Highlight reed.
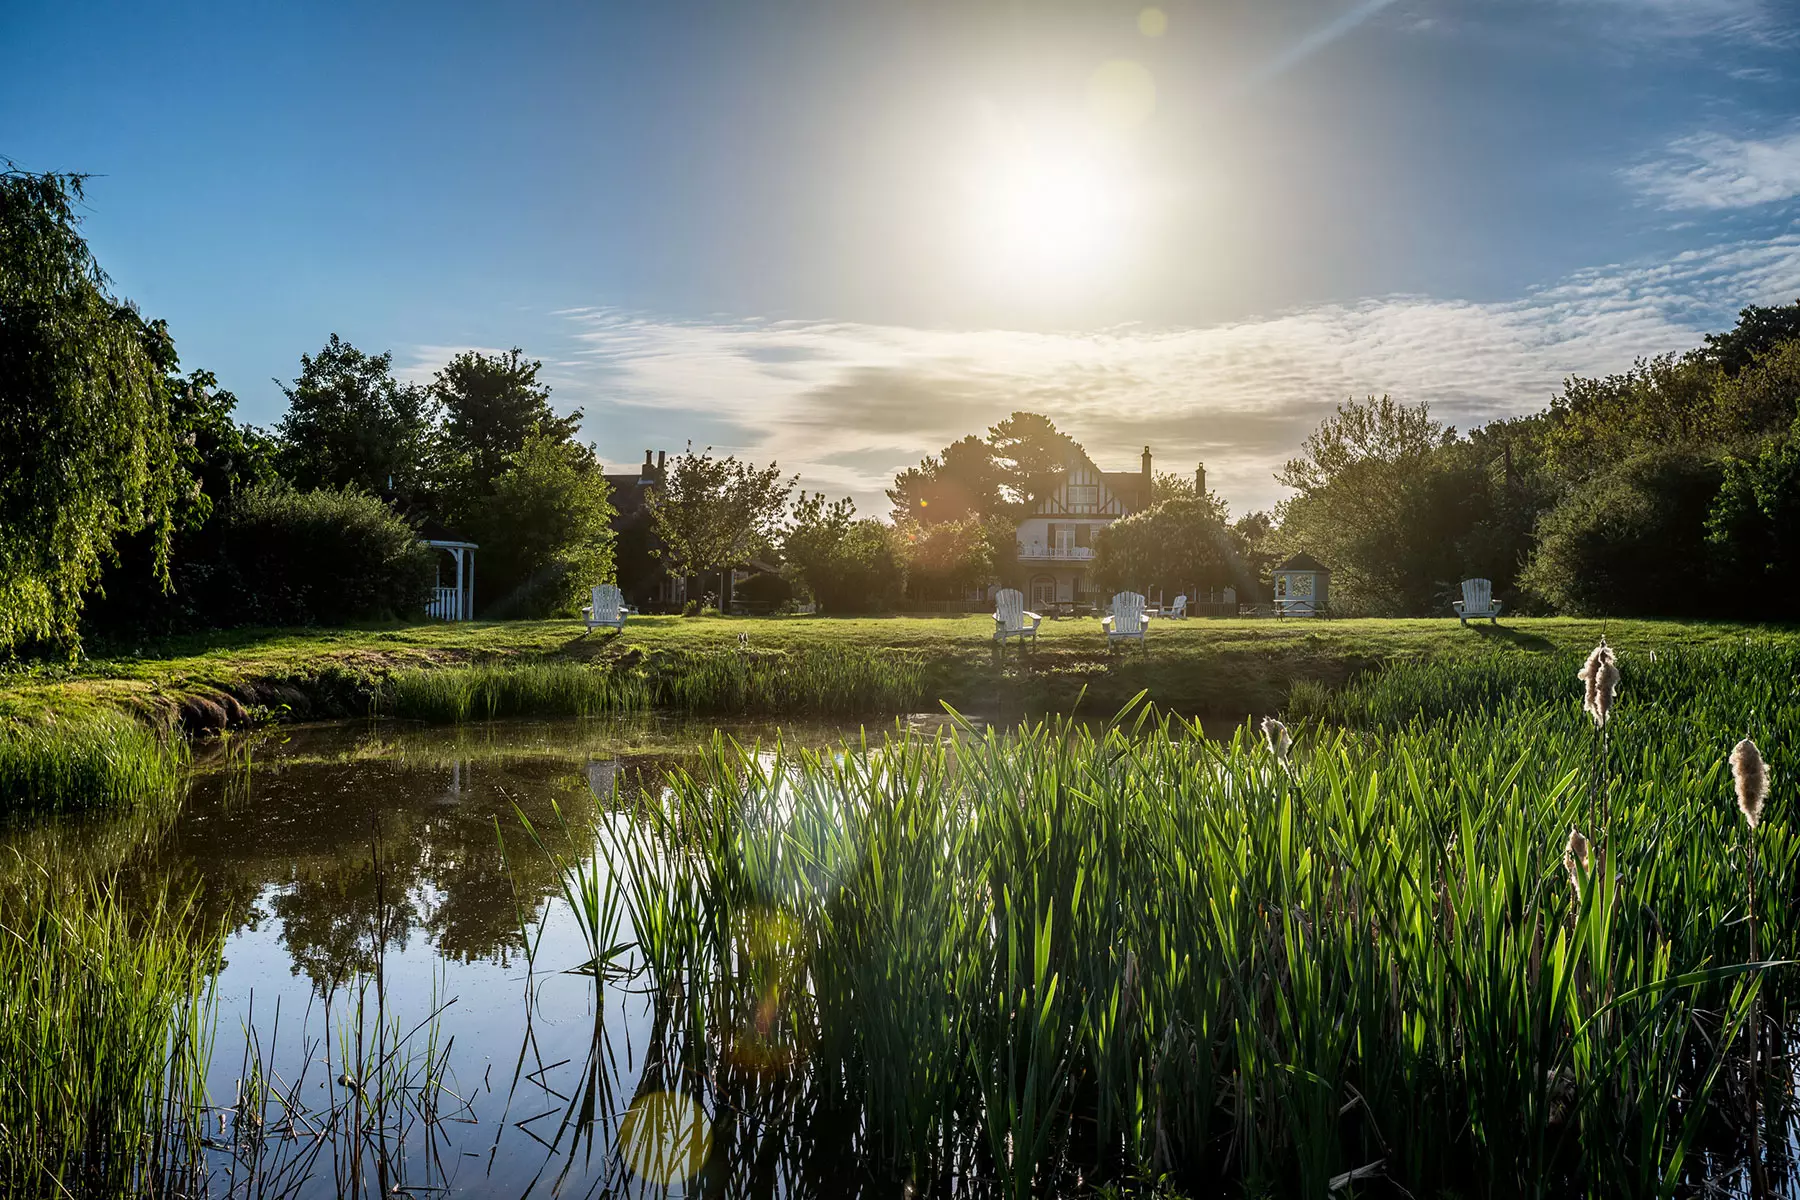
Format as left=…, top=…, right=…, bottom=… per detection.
left=0, top=873, right=218, bottom=1196
left=548, top=647, right=1795, bottom=1196
left=376, top=645, right=926, bottom=723
left=0, top=709, right=185, bottom=819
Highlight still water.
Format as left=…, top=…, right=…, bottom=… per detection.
left=27, top=715, right=978, bottom=1199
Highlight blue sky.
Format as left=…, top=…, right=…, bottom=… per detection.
left=5, top=0, right=1798, bottom=512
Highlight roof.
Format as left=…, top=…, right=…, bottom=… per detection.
left=1099, top=471, right=1151, bottom=513
left=604, top=472, right=658, bottom=518
left=1276, top=552, right=1330, bottom=573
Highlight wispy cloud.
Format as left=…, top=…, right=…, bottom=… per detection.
left=1627, top=127, right=1800, bottom=209
left=404, top=237, right=1800, bottom=518
left=1571, top=0, right=1789, bottom=44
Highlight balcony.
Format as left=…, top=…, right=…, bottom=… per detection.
left=1017, top=544, right=1095, bottom=561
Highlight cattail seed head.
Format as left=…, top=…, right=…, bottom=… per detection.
left=1261, top=717, right=1291, bottom=762
left=1577, top=638, right=1620, bottom=727
left=1563, top=826, right=1592, bottom=900
left=1731, top=737, right=1768, bottom=829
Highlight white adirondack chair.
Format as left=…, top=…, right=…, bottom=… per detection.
left=1453, top=578, right=1502, bottom=625
left=583, top=584, right=628, bottom=632
left=993, top=588, right=1042, bottom=646
left=1168, top=594, right=1189, bottom=619
left=1103, top=592, right=1150, bottom=645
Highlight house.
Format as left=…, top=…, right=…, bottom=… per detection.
left=606, top=450, right=686, bottom=611
left=1014, top=446, right=1163, bottom=610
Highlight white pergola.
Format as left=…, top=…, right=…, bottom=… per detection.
left=424, top=539, right=477, bottom=621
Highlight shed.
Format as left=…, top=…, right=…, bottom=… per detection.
left=1272, top=552, right=1329, bottom=617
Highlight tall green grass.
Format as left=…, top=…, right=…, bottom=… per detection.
left=0, top=874, right=218, bottom=1196
left=556, top=642, right=1794, bottom=1196
left=0, top=710, right=185, bottom=819
left=377, top=645, right=927, bottom=722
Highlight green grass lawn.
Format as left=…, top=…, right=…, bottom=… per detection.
left=3, top=613, right=1791, bottom=728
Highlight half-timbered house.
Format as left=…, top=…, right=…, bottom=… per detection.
left=1014, top=446, right=1156, bottom=610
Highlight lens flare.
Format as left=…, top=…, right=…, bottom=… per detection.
left=1087, top=59, right=1155, bottom=130
left=1138, top=7, right=1167, bottom=37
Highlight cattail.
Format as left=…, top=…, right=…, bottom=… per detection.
left=1261, top=716, right=1291, bottom=762
left=1563, top=826, right=1592, bottom=899
left=1732, top=737, right=1768, bottom=829
left=1577, top=638, right=1620, bottom=727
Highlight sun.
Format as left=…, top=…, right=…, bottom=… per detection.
left=964, top=129, right=1141, bottom=288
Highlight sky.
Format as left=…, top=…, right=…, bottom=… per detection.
left=4, top=0, right=1799, bottom=515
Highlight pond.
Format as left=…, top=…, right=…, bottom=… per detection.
left=15, top=714, right=987, bottom=1199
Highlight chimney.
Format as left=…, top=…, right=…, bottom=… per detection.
left=1195, top=462, right=1206, bottom=497
left=657, top=449, right=666, bottom=473
left=640, top=449, right=655, bottom=485
left=1141, top=446, right=1153, bottom=498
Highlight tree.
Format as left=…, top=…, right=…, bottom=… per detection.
left=1700, top=300, right=1800, bottom=377
left=986, top=411, right=1081, bottom=509
left=276, top=335, right=439, bottom=504
left=647, top=446, right=793, bottom=606
left=888, top=435, right=1007, bottom=523
left=899, top=515, right=995, bottom=600
left=466, top=431, right=617, bottom=617
left=1706, top=420, right=1800, bottom=617
left=0, top=169, right=186, bottom=653
left=781, top=493, right=906, bottom=613
left=433, top=349, right=581, bottom=498
left=1090, top=498, right=1236, bottom=598
left=1519, top=448, right=1726, bottom=617
left=1273, top=396, right=1481, bottom=615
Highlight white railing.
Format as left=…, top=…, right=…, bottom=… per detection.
left=427, top=587, right=461, bottom=620
left=1016, top=545, right=1095, bottom=560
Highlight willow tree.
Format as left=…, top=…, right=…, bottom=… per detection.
left=0, top=169, right=181, bottom=653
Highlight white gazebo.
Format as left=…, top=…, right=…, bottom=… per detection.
left=423, top=538, right=477, bottom=621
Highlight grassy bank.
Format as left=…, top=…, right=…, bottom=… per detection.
left=559, top=638, right=1796, bottom=1195
left=1, top=614, right=1791, bottom=816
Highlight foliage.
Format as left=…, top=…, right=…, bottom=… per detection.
left=202, top=485, right=435, bottom=626
left=1700, top=298, right=1800, bottom=376
left=465, top=431, right=616, bottom=618
left=1274, top=397, right=1489, bottom=614
left=899, top=515, right=995, bottom=599
left=275, top=334, right=439, bottom=505
left=1520, top=448, right=1726, bottom=617
left=890, top=412, right=1085, bottom=522
left=782, top=493, right=907, bottom=613
left=1706, top=419, right=1800, bottom=617
left=888, top=434, right=1008, bottom=523
left=648, top=446, right=793, bottom=599
left=732, top=568, right=794, bottom=609
left=1090, top=497, right=1235, bottom=598
left=0, top=170, right=185, bottom=654
left=433, top=348, right=581, bottom=497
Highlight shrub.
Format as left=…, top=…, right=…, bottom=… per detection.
left=206, top=486, right=434, bottom=625
left=1519, top=448, right=1726, bottom=616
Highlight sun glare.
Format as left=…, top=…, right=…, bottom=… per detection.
left=964, top=129, right=1142, bottom=289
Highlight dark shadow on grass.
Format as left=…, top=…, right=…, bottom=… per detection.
left=1467, top=623, right=1555, bottom=653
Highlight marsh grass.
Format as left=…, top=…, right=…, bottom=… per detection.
left=549, top=645, right=1797, bottom=1196
left=376, top=645, right=926, bottom=723
left=0, top=872, right=218, bottom=1197
left=0, top=709, right=184, bottom=818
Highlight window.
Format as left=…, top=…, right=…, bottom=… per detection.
left=1066, top=484, right=1098, bottom=507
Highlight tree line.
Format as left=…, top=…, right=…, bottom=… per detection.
left=1268, top=302, right=1800, bottom=616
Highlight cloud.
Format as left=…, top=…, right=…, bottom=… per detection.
left=421, top=236, right=1800, bottom=518
left=1569, top=0, right=1790, bottom=44
left=1627, top=128, right=1800, bottom=209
